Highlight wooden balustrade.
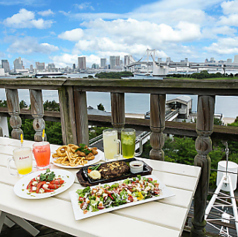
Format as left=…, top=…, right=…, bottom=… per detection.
left=0, top=78, right=238, bottom=237
left=30, top=89, right=46, bottom=141
left=5, top=89, right=23, bottom=139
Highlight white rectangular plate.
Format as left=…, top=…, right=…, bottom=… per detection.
left=69, top=174, right=175, bottom=220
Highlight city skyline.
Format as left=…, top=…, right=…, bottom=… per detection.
left=1, top=0, right=238, bottom=68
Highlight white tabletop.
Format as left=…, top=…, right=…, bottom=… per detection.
left=0, top=137, right=201, bottom=237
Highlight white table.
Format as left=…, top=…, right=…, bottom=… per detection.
left=0, top=137, right=201, bottom=237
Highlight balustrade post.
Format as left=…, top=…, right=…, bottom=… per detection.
left=30, top=90, right=46, bottom=142
left=149, top=94, right=165, bottom=160
left=74, top=90, right=89, bottom=145
left=110, top=92, right=125, bottom=138
left=5, top=89, right=23, bottom=139
left=0, top=117, right=2, bottom=137
left=58, top=86, right=77, bottom=145
left=191, top=95, right=215, bottom=237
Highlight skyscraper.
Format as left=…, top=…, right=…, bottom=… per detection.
left=13, top=57, right=23, bottom=71
left=234, top=55, right=238, bottom=63
left=100, top=58, right=106, bottom=68
left=1, top=60, right=10, bottom=73
left=47, top=63, right=55, bottom=71
left=110, top=56, right=120, bottom=69
left=35, top=62, right=45, bottom=71
left=30, top=65, right=34, bottom=72
left=78, top=57, right=86, bottom=70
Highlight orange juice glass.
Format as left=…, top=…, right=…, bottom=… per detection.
left=33, top=141, right=51, bottom=169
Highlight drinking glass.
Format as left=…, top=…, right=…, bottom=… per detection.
left=8, top=147, right=33, bottom=176
left=103, top=129, right=121, bottom=160
left=121, top=128, right=143, bottom=159
left=33, top=141, right=51, bottom=169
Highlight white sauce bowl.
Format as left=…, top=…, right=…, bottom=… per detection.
left=129, top=161, right=143, bottom=174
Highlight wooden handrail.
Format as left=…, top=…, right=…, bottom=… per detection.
left=0, top=78, right=238, bottom=95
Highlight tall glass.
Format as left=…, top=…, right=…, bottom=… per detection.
left=103, top=129, right=120, bottom=160
left=8, top=147, right=33, bottom=176
left=121, top=128, right=142, bottom=159
left=33, top=141, right=51, bottom=169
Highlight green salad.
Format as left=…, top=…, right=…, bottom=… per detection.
left=76, top=175, right=160, bottom=214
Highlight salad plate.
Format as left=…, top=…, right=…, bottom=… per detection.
left=69, top=174, right=174, bottom=220
left=52, top=149, right=104, bottom=169
left=14, top=169, right=75, bottom=199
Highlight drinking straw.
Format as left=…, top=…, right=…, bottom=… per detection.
left=42, top=129, right=45, bottom=142
left=20, top=133, right=23, bottom=147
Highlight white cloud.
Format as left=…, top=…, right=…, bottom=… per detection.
left=7, top=37, right=59, bottom=54
left=221, top=0, right=238, bottom=14
left=58, top=28, right=84, bottom=41
left=75, top=2, right=94, bottom=11
left=202, top=25, right=236, bottom=38
left=38, top=9, right=54, bottom=16
left=81, top=19, right=201, bottom=45
left=3, top=8, right=53, bottom=29
left=205, top=37, right=238, bottom=54
left=57, top=18, right=200, bottom=62
left=219, top=14, right=238, bottom=26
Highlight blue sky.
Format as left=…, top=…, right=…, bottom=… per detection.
left=1, top=0, right=238, bottom=68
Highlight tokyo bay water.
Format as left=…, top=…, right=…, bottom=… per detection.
left=0, top=73, right=237, bottom=118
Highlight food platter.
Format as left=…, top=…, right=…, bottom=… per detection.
left=14, top=169, right=75, bottom=199
left=52, top=149, right=104, bottom=169
left=77, top=158, right=153, bottom=186
left=69, top=174, right=174, bottom=220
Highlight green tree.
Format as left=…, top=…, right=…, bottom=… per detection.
left=19, top=100, right=28, bottom=109
left=0, top=100, right=7, bottom=107
left=97, top=103, right=105, bottom=111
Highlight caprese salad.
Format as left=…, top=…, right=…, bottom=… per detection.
left=27, top=169, right=65, bottom=194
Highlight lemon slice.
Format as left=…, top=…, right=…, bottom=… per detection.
left=89, top=170, right=101, bottom=180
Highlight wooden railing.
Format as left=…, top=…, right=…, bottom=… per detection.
left=1, top=77, right=238, bottom=236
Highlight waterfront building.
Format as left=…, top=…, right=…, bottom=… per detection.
left=100, top=58, right=106, bottom=68
left=110, top=56, right=120, bottom=69
left=210, top=57, right=215, bottom=63
left=1, top=60, right=10, bottom=73
left=35, top=62, right=45, bottom=71
left=13, top=57, right=23, bottom=71
left=166, top=57, right=171, bottom=63
left=124, top=55, right=133, bottom=66
left=30, top=65, right=34, bottom=73
left=78, top=57, right=86, bottom=70
left=158, top=58, right=162, bottom=62
left=227, top=58, right=232, bottom=63
left=92, top=63, right=99, bottom=69
left=47, top=63, right=56, bottom=72
left=72, top=64, right=76, bottom=70
left=234, top=55, right=238, bottom=63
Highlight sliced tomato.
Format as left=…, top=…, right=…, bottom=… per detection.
left=36, top=181, right=46, bottom=193
left=44, top=189, right=54, bottom=193
left=128, top=195, right=133, bottom=202
left=148, top=177, right=153, bottom=182
left=50, top=180, right=64, bottom=185
left=48, top=184, right=61, bottom=189
left=98, top=206, right=104, bottom=210
left=27, top=178, right=36, bottom=189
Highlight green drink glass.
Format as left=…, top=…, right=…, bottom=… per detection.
left=121, top=128, right=142, bottom=159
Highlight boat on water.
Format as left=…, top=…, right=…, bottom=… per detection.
left=134, top=73, right=153, bottom=77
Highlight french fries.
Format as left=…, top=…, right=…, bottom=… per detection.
left=52, top=144, right=98, bottom=167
